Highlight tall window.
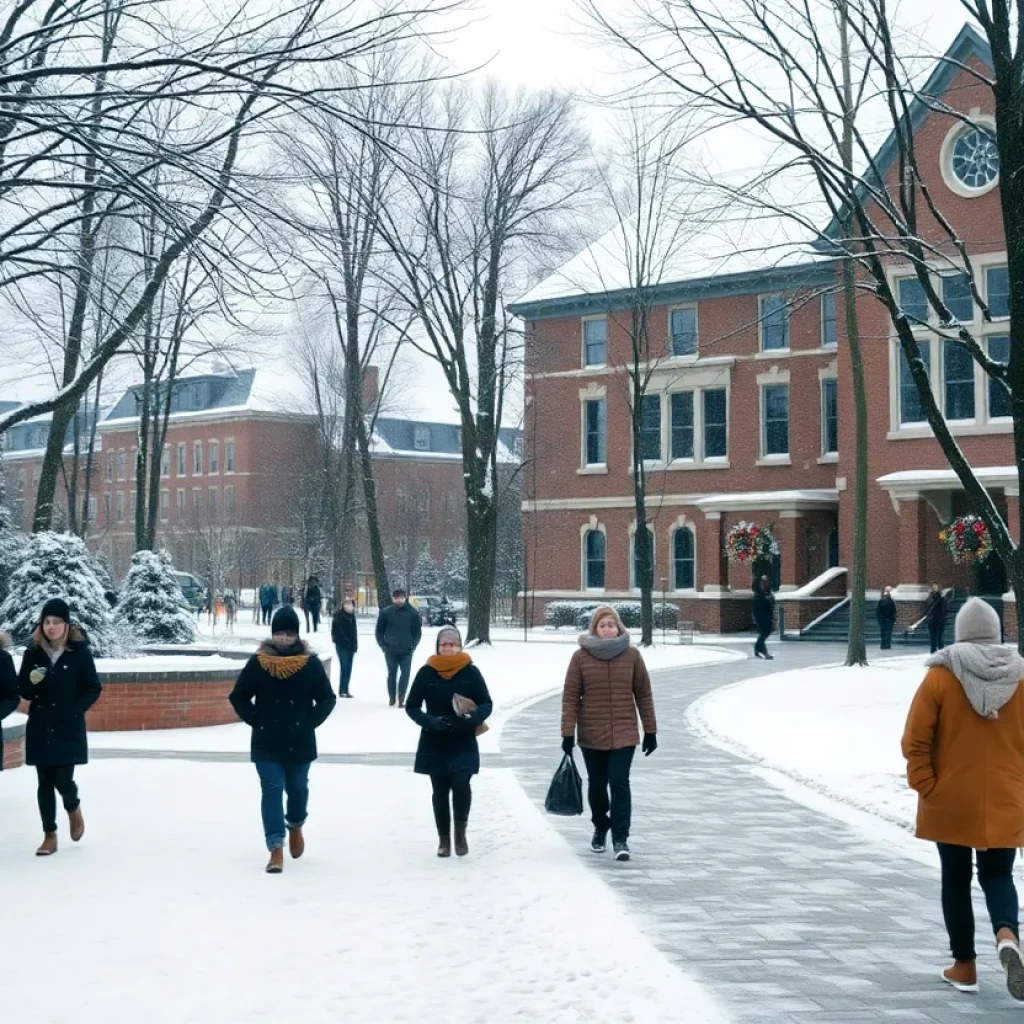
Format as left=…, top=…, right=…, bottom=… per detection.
left=208, top=487, right=218, bottom=519
left=225, top=484, right=235, bottom=517
left=104, top=493, right=111, bottom=521
left=193, top=441, right=202, bottom=475
left=759, top=295, right=789, bottom=350
left=899, top=341, right=931, bottom=424
left=673, top=528, right=695, bottom=590
left=176, top=489, right=185, bottom=518
left=584, top=530, right=605, bottom=589
left=822, top=379, right=838, bottom=454
left=129, top=491, right=136, bottom=517
left=584, top=398, right=606, bottom=465
left=192, top=488, right=201, bottom=514
left=942, top=272, right=973, bottom=322
left=118, top=451, right=126, bottom=480
left=414, top=425, right=430, bottom=450
left=703, top=389, right=727, bottom=459
left=225, top=440, right=236, bottom=473
left=160, top=490, right=169, bottom=521
left=944, top=340, right=975, bottom=419
left=639, top=394, right=661, bottom=461
left=131, top=448, right=138, bottom=480
left=583, top=318, right=607, bottom=366
left=209, top=441, right=219, bottom=474
left=88, top=496, right=97, bottom=523
left=177, top=443, right=186, bottom=476
left=821, top=292, right=837, bottom=347
left=116, top=491, right=125, bottom=522
left=632, top=527, right=655, bottom=590
left=989, top=335, right=1011, bottom=419
left=105, top=454, right=113, bottom=482
left=762, top=385, right=790, bottom=456
left=670, top=391, right=694, bottom=460
left=898, top=277, right=929, bottom=324
left=987, top=265, right=1010, bottom=319
left=160, top=447, right=170, bottom=478
left=670, top=307, right=697, bottom=356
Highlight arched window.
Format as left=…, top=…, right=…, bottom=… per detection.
left=673, top=528, right=695, bottom=590
left=584, top=530, right=605, bottom=589
left=632, top=526, right=656, bottom=589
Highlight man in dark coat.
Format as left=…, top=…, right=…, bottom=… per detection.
left=229, top=605, right=336, bottom=873
left=18, top=598, right=102, bottom=855
left=752, top=575, right=775, bottom=660
left=302, top=576, right=323, bottom=633
left=924, top=583, right=948, bottom=653
left=330, top=597, right=358, bottom=698
left=0, top=632, right=19, bottom=770
left=375, top=588, right=422, bottom=708
left=877, top=586, right=898, bottom=650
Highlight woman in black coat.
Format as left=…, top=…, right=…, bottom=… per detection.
left=752, top=575, right=776, bottom=660
left=405, top=625, right=492, bottom=858
left=0, top=632, right=19, bottom=770
left=229, top=605, right=336, bottom=874
left=330, top=597, right=358, bottom=698
left=877, top=586, right=898, bottom=650
left=17, top=598, right=102, bottom=856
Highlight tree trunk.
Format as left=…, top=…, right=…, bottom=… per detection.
left=78, top=371, right=103, bottom=538
left=464, top=469, right=496, bottom=645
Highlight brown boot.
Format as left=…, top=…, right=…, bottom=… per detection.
left=437, top=832, right=452, bottom=858
left=287, top=826, right=305, bottom=859
left=68, top=806, right=85, bottom=842
left=265, top=847, right=284, bottom=874
left=941, top=960, right=978, bottom=992
left=454, top=821, right=468, bottom=857
left=36, top=832, right=57, bottom=857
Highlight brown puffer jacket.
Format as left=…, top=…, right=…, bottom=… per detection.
left=561, top=646, right=657, bottom=750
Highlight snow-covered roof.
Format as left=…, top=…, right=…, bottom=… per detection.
left=877, top=467, right=1016, bottom=489
left=371, top=418, right=522, bottom=463
left=693, top=489, right=839, bottom=512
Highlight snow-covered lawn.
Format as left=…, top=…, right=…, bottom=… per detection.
left=90, top=628, right=739, bottom=754
left=0, top=758, right=724, bottom=1024
left=688, top=654, right=929, bottom=833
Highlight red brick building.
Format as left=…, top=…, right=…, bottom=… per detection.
left=510, top=26, right=1016, bottom=632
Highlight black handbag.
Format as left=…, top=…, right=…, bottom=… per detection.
left=544, top=753, right=584, bottom=816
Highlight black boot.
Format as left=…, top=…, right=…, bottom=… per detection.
left=454, top=821, right=468, bottom=857
left=437, top=831, right=452, bottom=858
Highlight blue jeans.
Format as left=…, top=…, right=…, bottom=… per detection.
left=384, top=650, right=413, bottom=700
left=336, top=646, right=354, bottom=695
left=254, top=761, right=310, bottom=850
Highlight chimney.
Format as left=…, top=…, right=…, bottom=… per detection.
left=360, top=365, right=379, bottom=413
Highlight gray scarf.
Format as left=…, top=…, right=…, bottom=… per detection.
left=927, top=643, right=1024, bottom=719
left=578, top=632, right=630, bottom=661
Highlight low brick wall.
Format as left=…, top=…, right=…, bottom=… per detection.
left=2, top=715, right=26, bottom=769
left=86, top=672, right=241, bottom=731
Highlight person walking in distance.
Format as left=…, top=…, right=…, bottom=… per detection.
left=0, top=632, right=19, bottom=770
left=925, top=583, right=949, bottom=653
left=405, top=625, right=492, bottom=857
left=303, top=576, right=323, bottom=633
left=752, top=575, right=776, bottom=660
left=375, top=588, right=422, bottom=708
left=561, top=605, right=657, bottom=862
left=902, top=598, right=1024, bottom=1002
left=330, top=597, right=358, bottom=698
left=877, top=586, right=898, bottom=651
left=229, top=605, right=336, bottom=874
left=259, top=582, right=274, bottom=626
left=17, top=599, right=102, bottom=856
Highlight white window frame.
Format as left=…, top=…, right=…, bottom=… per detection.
left=759, top=294, right=790, bottom=352
left=668, top=304, right=699, bottom=358
left=580, top=520, right=607, bottom=592
left=225, top=484, right=235, bottom=517
left=160, top=446, right=170, bottom=479
left=176, top=489, right=185, bottom=518
left=821, top=291, right=837, bottom=347
left=160, top=489, right=169, bottom=521
left=208, top=486, right=218, bottom=519
left=581, top=315, right=608, bottom=368
left=225, top=439, right=236, bottom=474
left=756, top=371, right=791, bottom=464
left=670, top=523, right=697, bottom=592
left=820, top=376, right=838, bottom=458
left=193, top=441, right=203, bottom=476
left=208, top=440, right=220, bottom=475
left=413, top=425, right=430, bottom=451
left=177, top=442, right=186, bottom=476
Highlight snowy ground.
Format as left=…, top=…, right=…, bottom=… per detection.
left=90, top=623, right=740, bottom=754
left=0, top=758, right=725, bottom=1024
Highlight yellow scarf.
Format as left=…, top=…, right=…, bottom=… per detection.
left=427, top=652, right=471, bottom=680
left=256, top=641, right=310, bottom=679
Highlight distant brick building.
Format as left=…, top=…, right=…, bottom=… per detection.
left=510, top=26, right=1017, bottom=633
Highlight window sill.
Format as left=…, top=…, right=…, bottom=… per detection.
left=665, top=459, right=731, bottom=471
left=756, top=455, right=792, bottom=467
left=887, top=421, right=1012, bottom=440
left=755, top=348, right=791, bottom=358
left=577, top=465, right=609, bottom=476
left=817, top=453, right=839, bottom=465
left=582, top=362, right=608, bottom=371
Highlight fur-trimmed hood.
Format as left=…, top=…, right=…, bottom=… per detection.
left=256, top=639, right=314, bottom=680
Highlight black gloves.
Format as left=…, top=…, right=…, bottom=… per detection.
left=426, top=715, right=451, bottom=731
left=561, top=735, right=575, bottom=755
left=642, top=733, right=658, bottom=756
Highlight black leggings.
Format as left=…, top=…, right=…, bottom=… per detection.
left=36, top=765, right=79, bottom=834
left=430, top=772, right=472, bottom=833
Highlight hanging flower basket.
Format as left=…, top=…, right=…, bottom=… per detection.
left=939, top=514, right=992, bottom=564
left=724, top=521, right=775, bottom=565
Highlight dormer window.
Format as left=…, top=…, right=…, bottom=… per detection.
left=414, top=425, right=430, bottom=451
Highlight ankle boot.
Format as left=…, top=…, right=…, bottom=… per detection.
left=437, top=831, right=452, bottom=858
left=36, top=832, right=57, bottom=857
left=287, top=826, right=304, bottom=859
left=68, top=806, right=85, bottom=842
left=266, top=847, right=284, bottom=874
left=454, top=821, right=468, bottom=857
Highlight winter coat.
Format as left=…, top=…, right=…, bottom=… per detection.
left=229, top=641, right=336, bottom=765
left=924, top=592, right=948, bottom=626
left=260, top=584, right=276, bottom=607
left=0, top=633, right=20, bottom=771
left=18, top=629, right=102, bottom=766
left=303, top=585, right=322, bottom=612
left=752, top=587, right=775, bottom=633
left=561, top=646, right=657, bottom=751
left=375, top=602, right=422, bottom=656
left=405, top=662, right=492, bottom=776
left=330, top=610, right=358, bottom=653
left=876, top=595, right=897, bottom=625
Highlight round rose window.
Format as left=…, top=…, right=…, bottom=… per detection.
left=951, top=127, right=1000, bottom=190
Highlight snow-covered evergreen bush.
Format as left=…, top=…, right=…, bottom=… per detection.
left=0, top=531, right=118, bottom=654
left=116, top=549, right=197, bottom=644
left=412, top=550, right=442, bottom=594
left=543, top=600, right=679, bottom=631
left=442, top=544, right=469, bottom=599
left=0, top=467, right=25, bottom=607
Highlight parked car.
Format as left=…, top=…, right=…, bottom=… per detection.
left=173, top=571, right=206, bottom=610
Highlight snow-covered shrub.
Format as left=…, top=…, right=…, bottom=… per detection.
left=0, top=531, right=118, bottom=654
left=611, top=602, right=680, bottom=630
left=0, top=493, right=25, bottom=607
left=543, top=600, right=680, bottom=631
left=116, top=549, right=197, bottom=645
left=544, top=601, right=600, bottom=628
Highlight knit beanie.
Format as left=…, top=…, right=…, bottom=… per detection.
left=271, top=605, right=300, bottom=635
left=436, top=625, right=462, bottom=652
left=38, top=598, right=71, bottom=627
left=954, top=597, right=1001, bottom=645
left=589, top=604, right=626, bottom=636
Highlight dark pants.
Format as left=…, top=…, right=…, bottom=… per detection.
left=36, top=765, right=79, bottom=834
left=937, top=843, right=1020, bottom=961
left=261, top=604, right=272, bottom=625
left=304, top=607, right=320, bottom=633
left=336, top=646, right=354, bottom=695
left=879, top=622, right=893, bottom=650
left=254, top=761, right=310, bottom=851
left=430, top=772, right=473, bottom=833
left=581, top=746, right=635, bottom=843
left=384, top=651, right=413, bottom=700
left=929, top=623, right=946, bottom=653
left=754, top=629, right=771, bottom=657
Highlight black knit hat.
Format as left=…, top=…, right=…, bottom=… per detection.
left=271, top=605, right=300, bottom=635
left=39, top=598, right=71, bottom=627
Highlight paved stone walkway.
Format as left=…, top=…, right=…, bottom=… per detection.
left=502, top=643, right=1024, bottom=1023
